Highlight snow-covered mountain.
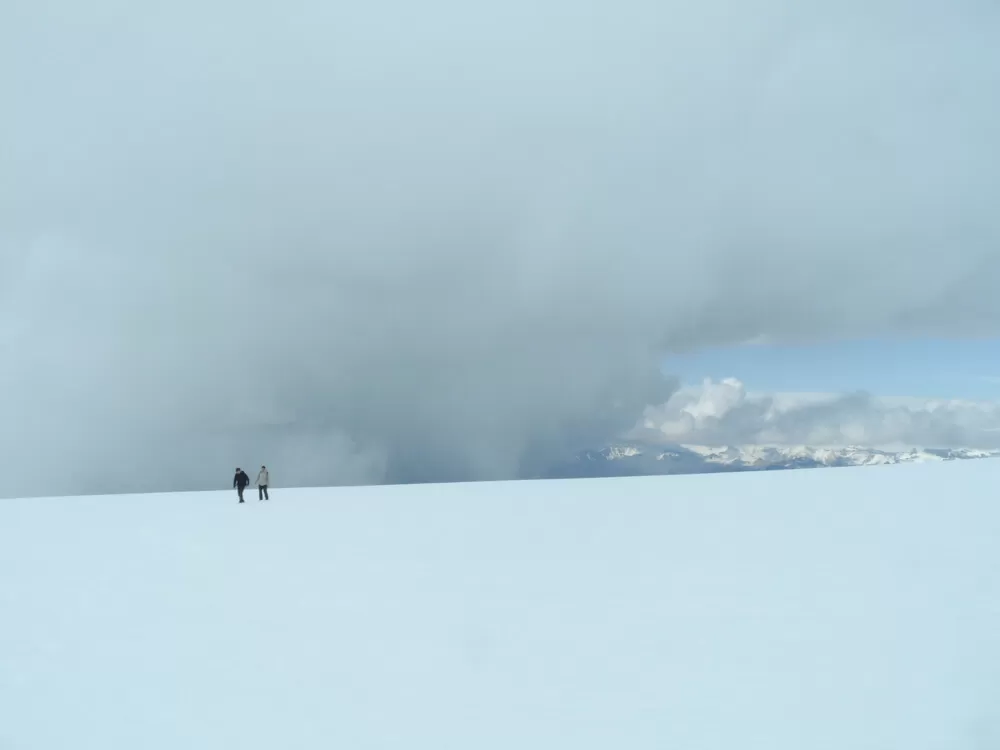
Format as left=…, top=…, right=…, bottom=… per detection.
left=542, top=443, right=1000, bottom=479
left=677, top=444, right=999, bottom=468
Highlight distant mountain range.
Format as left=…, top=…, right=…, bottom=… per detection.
left=540, top=443, right=1000, bottom=480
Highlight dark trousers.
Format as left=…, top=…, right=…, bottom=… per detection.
left=237, top=485, right=246, bottom=502
left=259, top=485, right=269, bottom=500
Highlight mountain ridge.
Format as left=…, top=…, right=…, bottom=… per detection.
left=541, top=443, right=1000, bottom=479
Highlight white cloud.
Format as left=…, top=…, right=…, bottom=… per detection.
left=635, top=378, right=1000, bottom=449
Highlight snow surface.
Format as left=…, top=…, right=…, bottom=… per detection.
left=2, top=461, right=1000, bottom=749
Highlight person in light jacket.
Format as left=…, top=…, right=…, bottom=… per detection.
left=256, top=465, right=270, bottom=501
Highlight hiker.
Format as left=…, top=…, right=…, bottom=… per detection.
left=256, top=465, right=270, bottom=501
left=233, top=467, right=250, bottom=503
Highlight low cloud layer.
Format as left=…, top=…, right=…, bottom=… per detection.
left=2, top=1, right=1000, bottom=496
left=637, top=378, right=1000, bottom=449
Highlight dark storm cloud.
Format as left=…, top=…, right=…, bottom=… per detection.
left=1, top=0, right=999, bottom=496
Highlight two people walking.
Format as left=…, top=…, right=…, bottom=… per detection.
left=233, top=465, right=270, bottom=503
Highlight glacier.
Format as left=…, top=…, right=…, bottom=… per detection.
left=1, top=460, right=999, bottom=749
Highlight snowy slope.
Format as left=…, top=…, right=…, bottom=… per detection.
left=2, top=462, right=1000, bottom=749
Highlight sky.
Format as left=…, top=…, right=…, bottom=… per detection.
left=665, top=337, right=1000, bottom=400
left=2, top=0, right=1000, bottom=496
left=646, top=337, right=1000, bottom=450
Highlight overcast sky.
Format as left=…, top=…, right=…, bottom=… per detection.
left=2, top=0, right=999, bottom=496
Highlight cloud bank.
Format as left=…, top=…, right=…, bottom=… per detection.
left=637, top=378, right=1000, bottom=450
left=1, top=0, right=999, bottom=496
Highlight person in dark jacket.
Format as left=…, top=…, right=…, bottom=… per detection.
left=233, top=467, right=250, bottom=503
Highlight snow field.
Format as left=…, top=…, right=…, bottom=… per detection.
left=1, top=460, right=999, bottom=749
